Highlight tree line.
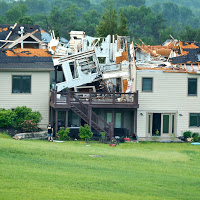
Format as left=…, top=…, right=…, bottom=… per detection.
left=0, top=0, right=200, bottom=44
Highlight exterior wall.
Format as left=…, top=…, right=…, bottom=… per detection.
left=136, top=70, right=200, bottom=138
left=0, top=71, right=50, bottom=129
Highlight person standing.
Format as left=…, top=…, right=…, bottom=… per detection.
left=47, top=123, right=53, bottom=142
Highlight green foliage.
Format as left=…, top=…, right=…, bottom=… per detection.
left=18, top=16, right=34, bottom=24
left=26, top=111, right=42, bottom=124
left=183, top=131, right=192, bottom=139
left=57, top=127, right=70, bottom=140
left=1, top=0, right=200, bottom=44
left=13, top=106, right=32, bottom=128
left=192, top=133, right=199, bottom=142
left=118, top=12, right=128, bottom=36
left=100, top=132, right=105, bottom=138
left=0, top=109, right=15, bottom=128
left=5, top=3, right=28, bottom=24
left=0, top=106, right=42, bottom=130
left=97, top=2, right=118, bottom=37
left=21, top=120, right=38, bottom=132
left=79, top=124, right=93, bottom=140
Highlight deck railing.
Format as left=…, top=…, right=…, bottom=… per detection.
left=50, top=90, right=138, bottom=106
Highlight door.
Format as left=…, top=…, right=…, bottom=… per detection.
left=161, top=114, right=170, bottom=136
left=161, top=114, right=176, bottom=136
left=148, top=113, right=176, bottom=137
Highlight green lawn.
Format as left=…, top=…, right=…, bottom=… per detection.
left=0, top=133, right=200, bottom=200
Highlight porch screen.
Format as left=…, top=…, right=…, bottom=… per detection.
left=12, top=75, right=31, bottom=93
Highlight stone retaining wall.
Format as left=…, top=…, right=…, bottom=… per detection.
left=13, top=131, right=47, bottom=140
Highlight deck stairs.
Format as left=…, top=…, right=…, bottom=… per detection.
left=70, top=93, right=111, bottom=137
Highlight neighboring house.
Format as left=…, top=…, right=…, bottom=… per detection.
left=0, top=24, right=54, bottom=129
left=135, top=41, right=200, bottom=139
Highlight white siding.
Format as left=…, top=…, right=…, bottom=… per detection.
left=136, top=70, right=200, bottom=137
left=0, top=71, right=50, bottom=128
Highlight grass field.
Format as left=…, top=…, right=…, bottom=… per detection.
left=0, top=133, right=200, bottom=200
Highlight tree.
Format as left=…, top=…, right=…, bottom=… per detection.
left=18, top=16, right=34, bottom=25
left=97, top=2, right=118, bottom=37
left=82, top=9, right=101, bottom=36
left=5, top=3, right=28, bottom=24
left=118, top=12, right=128, bottom=36
left=79, top=124, right=93, bottom=141
left=49, top=6, right=62, bottom=38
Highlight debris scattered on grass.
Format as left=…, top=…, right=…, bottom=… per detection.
left=89, top=155, right=103, bottom=158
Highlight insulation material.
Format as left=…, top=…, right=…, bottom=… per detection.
left=123, top=79, right=128, bottom=93
left=116, top=52, right=129, bottom=64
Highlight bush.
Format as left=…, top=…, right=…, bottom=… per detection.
left=0, top=106, right=42, bottom=132
left=13, top=106, right=32, bottom=128
left=57, top=127, right=70, bottom=140
left=21, top=120, right=38, bottom=132
left=100, top=132, right=105, bottom=138
left=79, top=124, right=93, bottom=140
left=0, top=109, right=15, bottom=128
left=192, top=133, right=199, bottom=142
left=183, top=131, right=192, bottom=139
left=26, top=111, right=42, bottom=124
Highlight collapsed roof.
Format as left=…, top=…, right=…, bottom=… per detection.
left=50, top=31, right=135, bottom=93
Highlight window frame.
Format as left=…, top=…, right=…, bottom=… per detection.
left=142, top=77, right=153, bottom=92
left=12, top=75, right=31, bottom=94
left=189, top=113, right=200, bottom=127
left=188, top=78, right=197, bottom=96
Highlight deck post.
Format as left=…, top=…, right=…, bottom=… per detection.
left=55, top=66, right=58, bottom=83
left=112, top=89, right=115, bottom=104
left=50, top=107, right=53, bottom=125
left=66, top=90, right=70, bottom=106
left=89, top=89, right=92, bottom=104
left=88, top=106, right=92, bottom=130
left=111, top=109, right=115, bottom=138
left=55, top=109, right=58, bottom=138
left=65, top=109, right=69, bottom=128
left=54, top=90, right=57, bottom=104
left=134, top=109, right=137, bottom=137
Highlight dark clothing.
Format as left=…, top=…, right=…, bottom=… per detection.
left=47, top=125, right=52, bottom=134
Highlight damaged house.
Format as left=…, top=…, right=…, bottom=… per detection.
left=135, top=40, right=200, bottom=140
left=49, top=31, right=138, bottom=138
left=0, top=24, right=54, bottom=128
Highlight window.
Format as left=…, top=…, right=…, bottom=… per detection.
left=188, top=78, right=197, bottom=96
left=106, top=113, right=112, bottom=124
left=12, top=75, right=31, bottom=93
left=115, top=113, right=122, bottom=128
left=190, top=113, right=200, bottom=127
left=142, top=78, right=153, bottom=92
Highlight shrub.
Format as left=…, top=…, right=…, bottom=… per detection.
left=192, top=133, right=199, bottom=142
left=183, top=131, right=192, bottom=139
left=57, top=127, right=70, bottom=140
left=13, top=106, right=32, bottom=128
left=26, top=111, right=42, bottom=124
left=100, top=132, right=105, bottom=138
left=21, top=120, right=38, bottom=132
left=79, top=124, right=93, bottom=140
left=0, top=109, right=15, bottom=128
left=13, top=106, right=42, bottom=128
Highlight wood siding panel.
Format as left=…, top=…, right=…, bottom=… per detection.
left=0, top=71, right=50, bottom=128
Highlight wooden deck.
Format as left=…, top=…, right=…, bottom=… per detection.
left=50, top=90, right=139, bottom=109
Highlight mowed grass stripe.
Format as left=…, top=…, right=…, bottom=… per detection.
left=0, top=134, right=200, bottom=200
